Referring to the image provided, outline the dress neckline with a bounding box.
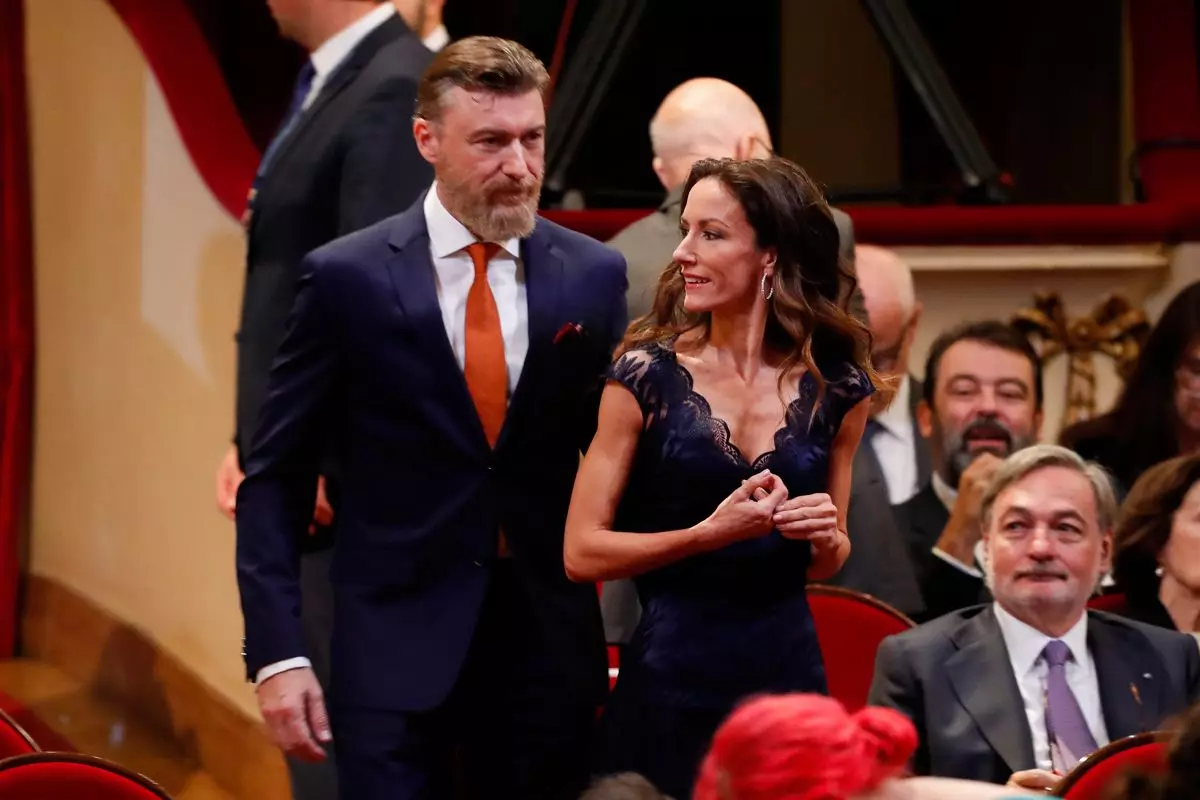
[658,341,812,470]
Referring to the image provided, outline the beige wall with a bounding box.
[25,0,256,717]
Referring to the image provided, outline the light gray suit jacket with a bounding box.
[599,189,865,644]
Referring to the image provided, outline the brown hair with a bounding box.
[415,36,550,121]
[621,156,885,409]
[1113,452,1200,602]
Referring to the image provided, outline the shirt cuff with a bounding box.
[931,546,984,579]
[255,657,312,685]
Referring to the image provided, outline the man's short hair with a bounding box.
[922,320,1044,410]
[980,444,1118,534]
[415,36,549,122]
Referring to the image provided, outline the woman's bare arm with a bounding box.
[806,396,869,580]
[564,383,784,583]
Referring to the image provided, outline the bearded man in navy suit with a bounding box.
[236,36,627,800]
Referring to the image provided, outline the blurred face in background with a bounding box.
[1161,479,1200,592]
[922,339,1042,486]
[1174,339,1200,437]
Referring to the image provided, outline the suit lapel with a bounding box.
[496,223,564,451]
[851,438,886,500]
[266,17,408,187]
[946,609,1036,774]
[385,205,491,454]
[1088,613,1157,739]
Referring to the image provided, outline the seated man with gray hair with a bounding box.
[869,444,1200,793]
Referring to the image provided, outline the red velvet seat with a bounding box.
[807,585,916,712]
[1086,592,1129,615]
[0,709,38,757]
[0,753,173,799]
[1053,732,1168,799]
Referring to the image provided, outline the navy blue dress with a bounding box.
[594,341,874,798]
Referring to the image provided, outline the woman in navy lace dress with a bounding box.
[564,156,884,798]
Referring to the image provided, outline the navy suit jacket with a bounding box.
[236,202,628,712]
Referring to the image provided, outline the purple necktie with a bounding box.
[1043,639,1099,772]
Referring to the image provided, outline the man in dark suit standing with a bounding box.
[826,245,928,617]
[236,37,626,800]
[869,444,1200,791]
[214,2,433,796]
[902,320,1044,620]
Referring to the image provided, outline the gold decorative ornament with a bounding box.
[1010,293,1150,427]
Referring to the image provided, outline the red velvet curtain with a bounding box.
[0,0,35,658]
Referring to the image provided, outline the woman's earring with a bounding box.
[761,273,774,301]
[1156,565,1165,578]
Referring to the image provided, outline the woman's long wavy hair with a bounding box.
[619,156,886,411]
[1104,281,1200,486]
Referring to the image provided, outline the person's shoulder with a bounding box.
[1089,608,1194,653]
[1058,413,1117,454]
[535,216,626,269]
[886,606,985,651]
[608,209,675,251]
[307,206,414,271]
[364,20,434,78]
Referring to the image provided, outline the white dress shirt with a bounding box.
[424,185,528,396]
[993,603,1109,771]
[422,24,451,52]
[255,184,529,685]
[870,374,921,505]
[303,4,397,109]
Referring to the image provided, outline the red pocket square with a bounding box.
[554,322,584,344]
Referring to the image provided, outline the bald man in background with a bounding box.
[601,78,864,645]
[608,77,862,321]
[819,245,929,617]
[393,0,449,50]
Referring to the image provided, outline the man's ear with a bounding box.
[652,156,673,193]
[413,117,439,165]
[906,302,923,344]
[916,398,934,439]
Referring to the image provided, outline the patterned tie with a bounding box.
[1043,639,1099,772]
[463,242,508,446]
[245,60,316,218]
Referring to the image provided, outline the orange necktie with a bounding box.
[463,242,508,446]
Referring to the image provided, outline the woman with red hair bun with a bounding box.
[693,694,1036,800]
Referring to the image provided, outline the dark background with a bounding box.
[181,0,1128,208]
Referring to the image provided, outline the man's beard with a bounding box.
[440,170,542,243]
[938,415,1034,486]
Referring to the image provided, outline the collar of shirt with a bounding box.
[424,185,521,261]
[994,601,1090,677]
[873,373,913,441]
[932,471,957,510]
[422,24,451,52]
[308,4,396,91]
